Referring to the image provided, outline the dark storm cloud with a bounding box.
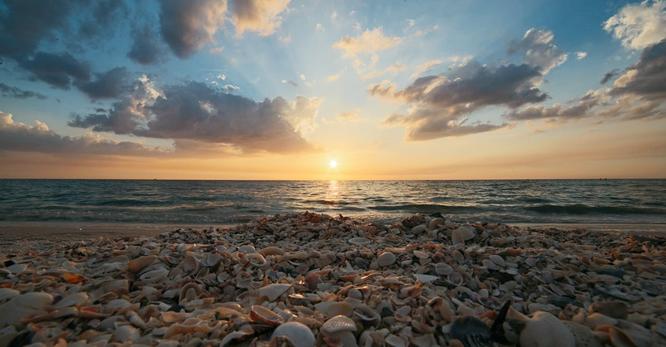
[159,0,227,58]
[76,67,132,99]
[18,52,91,89]
[0,111,163,156]
[0,83,47,99]
[128,26,165,65]
[77,0,128,39]
[371,60,546,140]
[0,0,74,57]
[610,39,666,99]
[70,81,318,153]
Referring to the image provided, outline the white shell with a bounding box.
[271,321,316,347]
[321,315,357,335]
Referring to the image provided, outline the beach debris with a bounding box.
[0,212,664,346]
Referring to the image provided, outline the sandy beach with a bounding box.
[0,212,665,346]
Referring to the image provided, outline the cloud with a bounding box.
[77,0,128,40]
[509,28,568,73]
[231,0,290,36]
[601,69,619,84]
[0,0,75,57]
[69,75,161,134]
[128,25,164,65]
[0,83,47,99]
[159,0,228,58]
[0,111,164,156]
[333,28,401,57]
[576,51,588,60]
[76,67,132,99]
[609,39,666,99]
[70,80,320,153]
[18,52,91,89]
[372,60,545,140]
[604,0,666,49]
[503,91,601,121]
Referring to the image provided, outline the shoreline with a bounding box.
[1,219,665,243]
[0,212,665,346]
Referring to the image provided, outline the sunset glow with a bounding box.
[0,0,664,179]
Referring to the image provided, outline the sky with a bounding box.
[0,0,665,179]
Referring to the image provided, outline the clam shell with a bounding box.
[0,292,53,325]
[55,292,89,308]
[127,255,157,273]
[315,301,354,318]
[321,315,357,335]
[271,321,316,347]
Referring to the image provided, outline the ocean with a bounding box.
[0,179,664,226]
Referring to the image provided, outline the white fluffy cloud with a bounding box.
[604,0,666,49]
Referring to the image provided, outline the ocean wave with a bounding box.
[369,204,476,212]
[525,204,665,215]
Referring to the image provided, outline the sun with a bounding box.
[329,159,338,169]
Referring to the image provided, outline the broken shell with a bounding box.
[55,292,89,308]
[271,321,316,347]
[127,255,156,273]
[257,283,291,301]
[589,301,628,319]
[563,321,603,347]
[0,292,53,325]
[452,226,476,244]
[315,301,354,318]
[249,305,284,326]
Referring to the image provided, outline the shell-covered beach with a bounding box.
[1,212,665,346]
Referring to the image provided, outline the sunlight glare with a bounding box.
[329,159,338,169]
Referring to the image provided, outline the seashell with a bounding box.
[434,263,453,276]
[140,267,169,283]
[414,274,439,284]
[411,224,427,234]
[321,315,357,335]
[589,301,628,319]
[315,301,354,318]
[413,250,429,259]
[377,252,396,267]
[452,226,476,244]
[348,237,371,246]
[449,316,492,347]
[271,321,316,347]
[220,325,254,346]
[178,282,205,306]
[0,292,53,325]
[250,305,284,326]
[202,252,222,267]
[112,325,140,342]
[257,283,291,301]
[518,311,575,347]
[260,246,284,256]
[238,245,257,254]
[245,252,267,267]
[55,292,89,308]
[353,304,380,325]
[563,321,603,347]
[127,255,156,273]
[385,334,407,347]
[7,263,27,273]
[595,325,638,347]
[0,288,20,302]
[574,312,618,329]
[488,255,505,267]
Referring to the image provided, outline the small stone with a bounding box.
[377,252,396,267]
